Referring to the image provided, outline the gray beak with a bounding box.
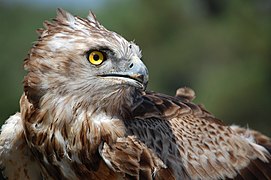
[100,56,149,90]
[126,56,149,89]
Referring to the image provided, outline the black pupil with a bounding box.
[93,54,100,61]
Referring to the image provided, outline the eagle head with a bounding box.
[23,9,148,109]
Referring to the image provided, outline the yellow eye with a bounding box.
[88,51,105,65]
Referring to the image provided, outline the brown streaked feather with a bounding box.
[123,90,271,179]
[154,168,176,180]
[99,136,166,179]
[231,125,271,152]
[175,87,196,102]
[20,93,130,179]
[230,126,271,179]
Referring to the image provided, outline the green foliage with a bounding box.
[0,1,270,135]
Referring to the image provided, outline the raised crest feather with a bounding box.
[56,8,76,24]
[87,10,97,23]
[87,10,101,28]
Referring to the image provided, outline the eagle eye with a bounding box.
[87,50,105,65]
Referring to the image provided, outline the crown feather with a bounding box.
[56,8,75,24]
[87,10,97,23]
[87,10,102,29]
[36,28,44,36]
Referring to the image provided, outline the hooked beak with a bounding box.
[100,56,149,90]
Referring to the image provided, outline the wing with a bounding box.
[0,113,42,180]
[99,136,167,179]
[122,89,271,180]
[230,125,271,153]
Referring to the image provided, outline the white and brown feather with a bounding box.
[127,90,271,179]
[0,9,270,180]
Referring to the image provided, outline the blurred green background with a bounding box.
[0,0,270,136]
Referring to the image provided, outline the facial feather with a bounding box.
[24,9,144,110]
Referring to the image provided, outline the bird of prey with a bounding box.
[0,9,270,180]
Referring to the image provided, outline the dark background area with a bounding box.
[0,0,270,136]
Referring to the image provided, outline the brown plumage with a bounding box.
[0,9,270,180]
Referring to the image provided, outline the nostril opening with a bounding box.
[129,63,134,68]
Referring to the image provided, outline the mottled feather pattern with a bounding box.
[0,9,271,180]
[100,136,166,179]
[127,90,271,179]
